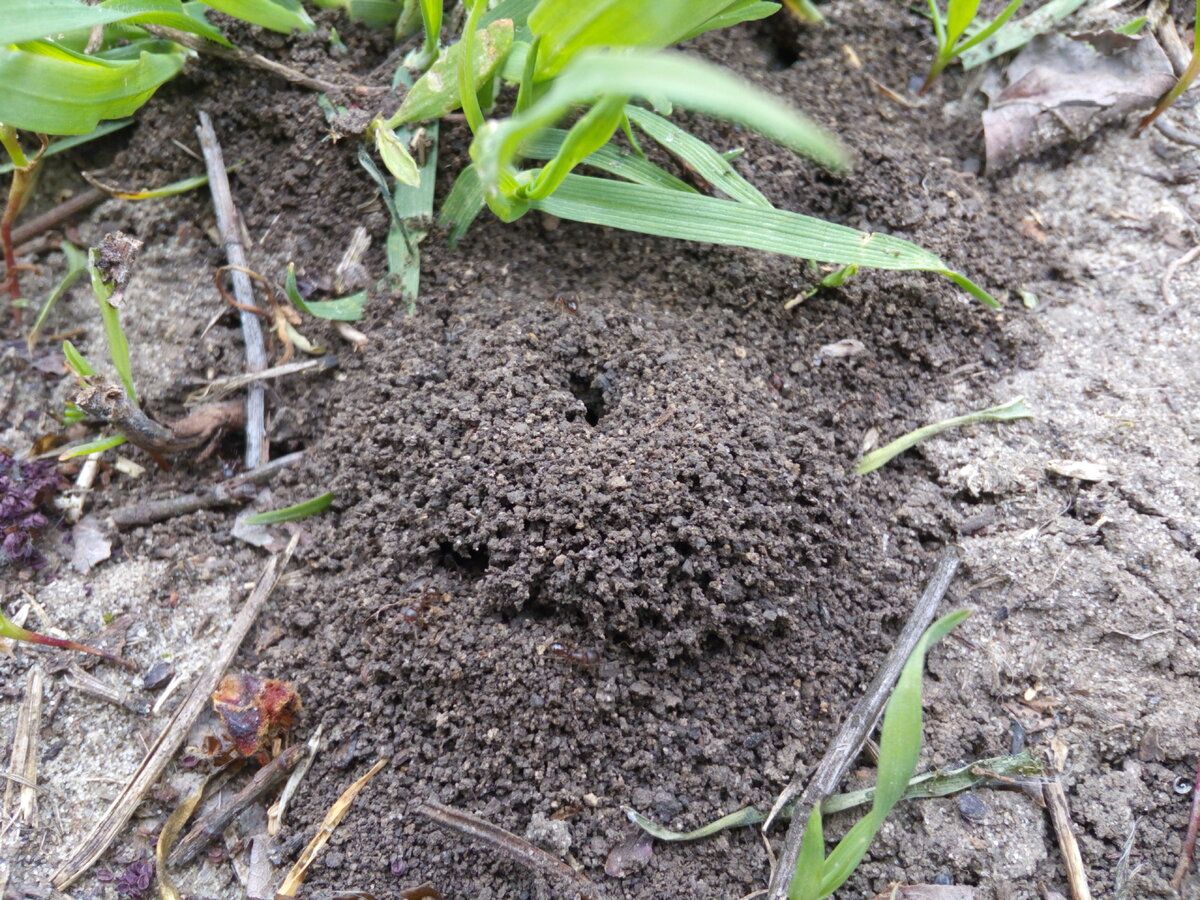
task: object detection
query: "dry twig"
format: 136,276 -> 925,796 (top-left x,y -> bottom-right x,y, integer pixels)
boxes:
168,743 -> 305,867
416,800 -> 603,899
197,111 -> 268,470
276,758 -> 388,898
10,187 -> 106,248
1160,243 -> 1200,306
107,450 -> 304,530
2,665 -> 43,828
762,549 -> 961,900
1044,781 -> 1093,900
50,536 -> 297,890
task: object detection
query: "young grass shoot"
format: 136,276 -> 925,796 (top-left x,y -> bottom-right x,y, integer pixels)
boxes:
366,0 -> 999,307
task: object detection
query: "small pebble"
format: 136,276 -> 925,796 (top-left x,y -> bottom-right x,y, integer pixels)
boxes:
957,792 -> 989,823
142,661 -> 175,691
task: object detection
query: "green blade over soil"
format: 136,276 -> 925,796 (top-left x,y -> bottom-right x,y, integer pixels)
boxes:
531,175 -> 997,304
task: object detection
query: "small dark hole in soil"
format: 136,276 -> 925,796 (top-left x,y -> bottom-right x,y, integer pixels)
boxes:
671,540 -> 694,558
567,374 -> 606,426
749,12 -> 802,70
436,541 -> 490,577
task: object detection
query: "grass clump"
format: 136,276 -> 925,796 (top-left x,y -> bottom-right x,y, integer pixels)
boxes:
365,0 -> 998,306
920,0 -> 1024,92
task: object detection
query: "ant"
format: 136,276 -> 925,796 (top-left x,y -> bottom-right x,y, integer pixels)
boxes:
548,641 -> 601,667
553,293 -> 580,314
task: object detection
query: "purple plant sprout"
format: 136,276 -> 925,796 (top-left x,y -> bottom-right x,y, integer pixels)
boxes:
0,450 -> 65,568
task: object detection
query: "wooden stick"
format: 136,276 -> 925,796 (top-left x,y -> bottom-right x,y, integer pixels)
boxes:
196,112 -> 268,470
1044,781 -> 1093,900
50,536 -> 297,889
3,665 -> 43,827
10,188 -> 106,247
762,548 -> 960,900
107,450 -> 304,530
415,800 -> 603,899
168,743 -> 305,867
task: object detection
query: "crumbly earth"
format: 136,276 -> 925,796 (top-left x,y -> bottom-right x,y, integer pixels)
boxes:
0,3 -> 1196,900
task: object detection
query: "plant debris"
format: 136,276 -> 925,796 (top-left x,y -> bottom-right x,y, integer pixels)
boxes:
0,450 -> 65,567
211,673 -> 302,760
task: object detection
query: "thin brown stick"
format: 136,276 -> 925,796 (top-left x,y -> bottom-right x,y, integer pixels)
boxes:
762,549 -> 961,900
276,758 -> 389,898
187,356 -> 337,404
168,743 -> 305,867
1170,757 -> 1200,890
197,112 -> 268,470
2,665 -> 43,827
107,450 -> 304,530
415,800 -> 603,900
50,536 -> 297,890
10,188 -> 107,248
145,26 -> 371,94
1044,781 -> 1093,900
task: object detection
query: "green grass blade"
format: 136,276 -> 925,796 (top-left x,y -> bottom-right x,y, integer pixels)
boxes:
815,611 -> 970,898
386,18 -> 513,126
438,164 -> 487,245
526,94 -> 627,199
243,491 -> 334,525
88,248 -> 137,403
478,48 -> 848,179
60,433 -> 128,459
531,176 -> 995,305
0,0 -> 230,45
63,340 -> 97,377
284,263 -> 366,321
625,751 -> 1041,842
84,170 -> 210,199
789,807 -> 825,900
959,0 -> 1087,68
201,0 -> 314,33
677,1 -> 781,41
625,105 -> 770,206
0,40 -> 185,135
950,0 -> 1024,56
522,129 -> 695,192
0,121 -> 133,176
944,0 -> 983,45
28,242 -> 87,352
856,396 -> 1030,474
528,0 -> 746,79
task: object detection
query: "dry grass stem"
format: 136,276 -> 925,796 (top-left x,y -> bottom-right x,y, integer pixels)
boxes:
3,665 -> 43,828
1044,781 -> 1093,900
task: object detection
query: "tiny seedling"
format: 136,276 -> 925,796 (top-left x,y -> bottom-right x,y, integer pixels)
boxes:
242,491 -> 335,525
920,0 -> 1025,93
787,611 -> 969,900
0,608 -> 136,669
367,0 -> 999,307
857,396 -> 1030,474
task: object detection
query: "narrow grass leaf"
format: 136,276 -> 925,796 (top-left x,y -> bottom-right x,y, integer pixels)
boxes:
0,120 -> 132,176
201,0 -> 315,33
386,19 -> 514,126
284,263 -> 366,321
678,1 -> 782,41
531,176 -> 995,307
945,0 -> 983,45
479,48 -> 848,176
62,340 -> 96,377
528,0 -> 761,79
857,396 -> 1030,474
948,0 -> 1024,58
375,125 -> 421,186
814,611 -> 970,898
625,105 -> 769,206
0,40 -> 186,135
438,164 -> 487,245
60,434 -> 128,459
81,169 -> 209,199
522,129 -> 695,192
959,0 -> 1087,68
626,750 -> 1041,842
28,242 -> 87,353
789,807 -> 825,900
243,491 -> 334,525
0,0 -> 230,46
89,249 -> 137,403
